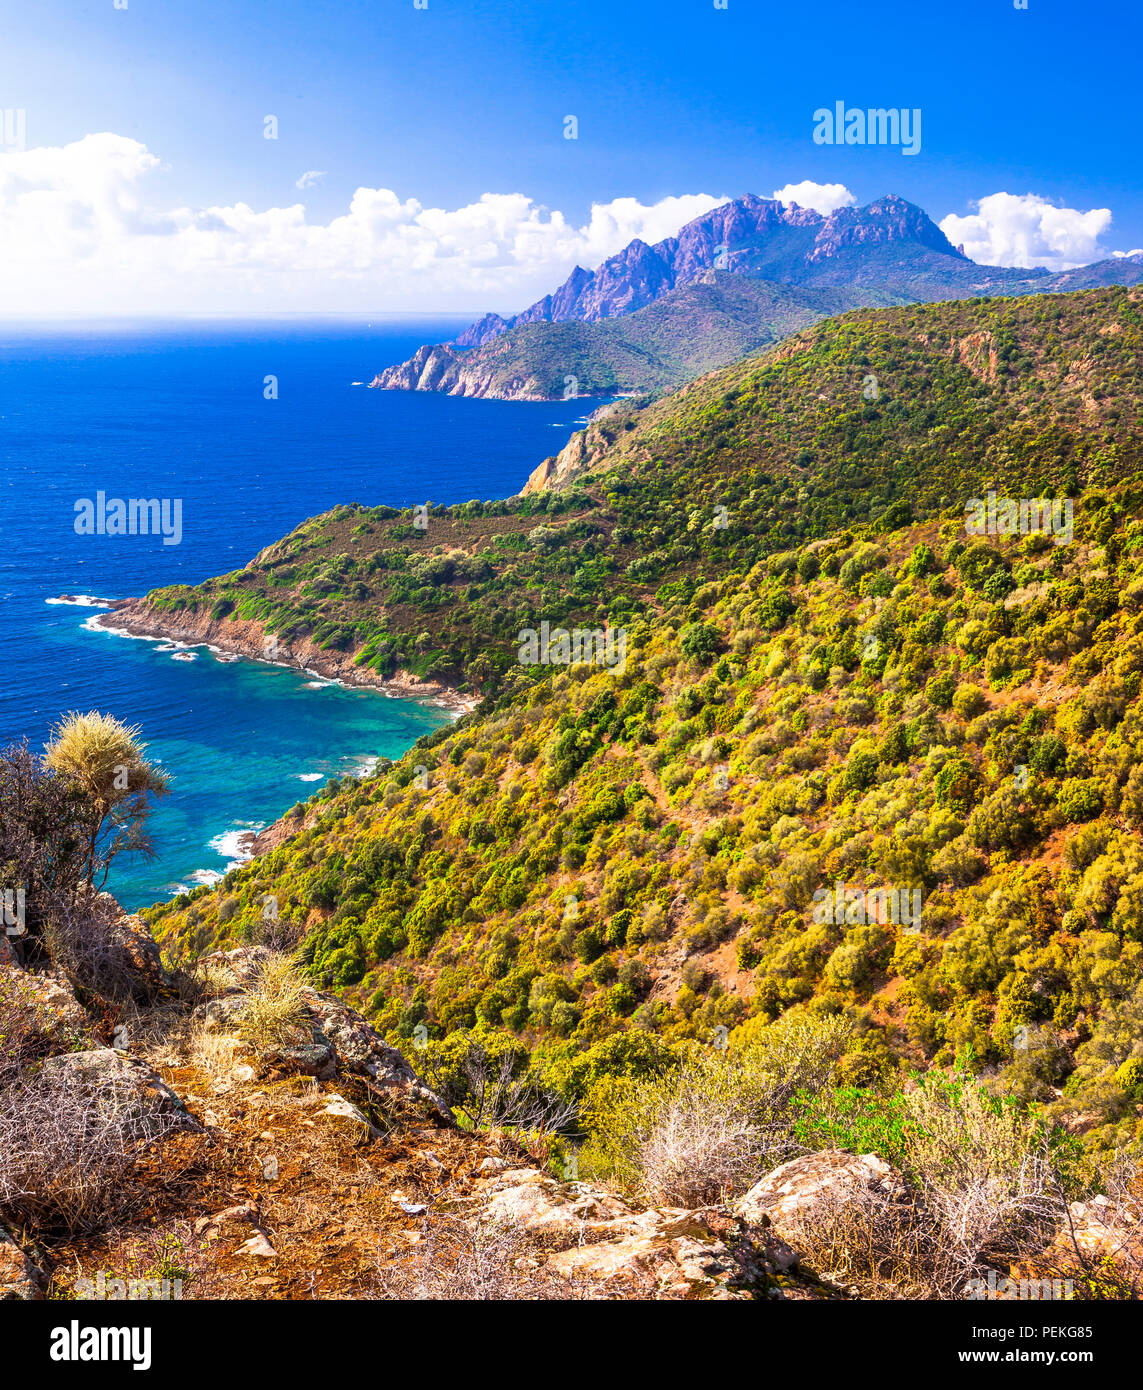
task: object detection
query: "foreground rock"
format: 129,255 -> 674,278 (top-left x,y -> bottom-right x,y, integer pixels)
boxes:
39,1049 -> 201,1136
477,1167 -> 841,1300
737,1149 -> 910,1238
193,947 -> 453,1124
1050,1194 -> 1143,1271
0,959 -> 94,1043
0,1224 -> 45,1301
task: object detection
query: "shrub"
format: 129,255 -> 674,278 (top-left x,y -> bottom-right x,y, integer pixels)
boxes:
787,1070 -> 1074,1298
0,1064 -> 191,1234
582,1013 -> 850,1205
374,1213 -> 597,1300
934,757 -> 981,815
951,684 -> 987,721
680,622 -> 721,666
238,954 -> 310,1053
43,711 -> 170,887
925,671 -> 956,711
1056,777 -> 1105,825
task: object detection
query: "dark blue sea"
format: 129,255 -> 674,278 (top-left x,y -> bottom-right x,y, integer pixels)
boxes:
0,319 -> 595,909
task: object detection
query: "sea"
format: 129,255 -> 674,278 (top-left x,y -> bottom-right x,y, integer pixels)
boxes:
0,319 -> 597,909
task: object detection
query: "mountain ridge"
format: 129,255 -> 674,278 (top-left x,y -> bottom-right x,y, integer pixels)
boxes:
373,194 -> 1143,402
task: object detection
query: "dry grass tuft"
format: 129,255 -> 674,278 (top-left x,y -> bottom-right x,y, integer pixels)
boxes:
238,954 -> 310,1054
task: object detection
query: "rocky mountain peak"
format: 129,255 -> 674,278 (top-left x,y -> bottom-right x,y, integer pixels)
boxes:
449,192 -> 973,349
808,193 -> 963,262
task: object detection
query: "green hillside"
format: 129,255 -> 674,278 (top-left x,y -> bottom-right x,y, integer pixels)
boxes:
138,287 -> 1143,698
140,286 -> 1143,1162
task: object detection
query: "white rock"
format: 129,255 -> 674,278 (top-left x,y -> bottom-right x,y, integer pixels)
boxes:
236,1231 -> 277,1259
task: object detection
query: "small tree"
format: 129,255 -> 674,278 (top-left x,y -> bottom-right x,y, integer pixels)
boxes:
43,712 -> 170,888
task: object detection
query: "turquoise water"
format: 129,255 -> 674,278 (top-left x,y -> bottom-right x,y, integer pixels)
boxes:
0,320 -> 598,908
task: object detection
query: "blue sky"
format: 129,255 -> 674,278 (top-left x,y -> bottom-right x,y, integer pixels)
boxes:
1,0 -> 1139,313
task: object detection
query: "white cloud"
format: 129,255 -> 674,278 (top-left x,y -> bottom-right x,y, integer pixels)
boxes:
1113,248 -> 1143,259
295,170 -> 326,190
0,134 -> 726,314
939,192 -> 1114,271
771,181 -> 856,216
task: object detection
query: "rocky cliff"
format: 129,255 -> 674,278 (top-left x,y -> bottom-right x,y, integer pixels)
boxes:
375,193 -> 1143,401
90,599 -> 478,714
368,341 -> 553,400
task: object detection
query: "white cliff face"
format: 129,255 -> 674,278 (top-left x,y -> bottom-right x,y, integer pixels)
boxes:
371,342 -> 552,400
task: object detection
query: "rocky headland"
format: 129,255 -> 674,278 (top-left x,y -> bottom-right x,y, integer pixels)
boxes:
86,598 -> 479,717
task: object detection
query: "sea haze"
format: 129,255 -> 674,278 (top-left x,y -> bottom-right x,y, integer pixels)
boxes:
0,319 -> 597,909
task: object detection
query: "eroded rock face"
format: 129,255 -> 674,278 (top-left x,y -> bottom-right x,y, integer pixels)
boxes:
195,948 -> 453,1123
94,895 -> 172,1002
737,1149 -> 909,1237
476,1168 -> 836,1300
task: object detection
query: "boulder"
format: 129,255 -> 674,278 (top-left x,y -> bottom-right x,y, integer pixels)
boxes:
546,1208 -> 805,1299
236,1231 -> 277,1259
317,1093 -> 380,1144
483,1173 -> 636,1243
0,962 -> 93,1043
737,1149 -> 909,1236
259,1037 -> 337,1081
1051,1195 -> 1143,1267
38,1049 -> 199,1136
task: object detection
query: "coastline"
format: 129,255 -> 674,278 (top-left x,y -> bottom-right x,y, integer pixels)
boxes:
82,597 -> 481,718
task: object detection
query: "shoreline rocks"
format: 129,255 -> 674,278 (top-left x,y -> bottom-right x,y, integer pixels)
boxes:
86,599 -> 479,717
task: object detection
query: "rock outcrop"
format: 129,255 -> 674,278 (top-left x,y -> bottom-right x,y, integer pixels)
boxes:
474,1166 -> 840,1300
0,1223 -> 45,1300
370,343 -> 551,400
193,947 -> 453,1124
737,1149 -> 910,1239
521,400 -> 631,493
39,1049 -> 201,1136
1051,1194 -> 1143,1270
